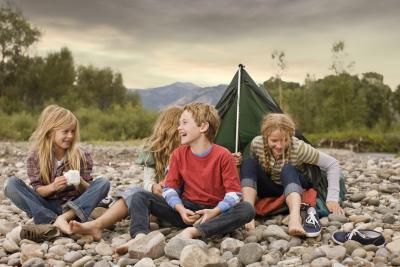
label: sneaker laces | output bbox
[305,211,320,227]
[347,229,366,240]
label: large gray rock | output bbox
[386,239,400,255]
[64,251,83,263]
[220,238,244,254]
[180,244,227,267]
[164,237,207,259]
[319,245,346,261]
[128,231,165,259]
[20,243,44,264]
[134,257,156,267]
[95,242,113,256]
[238,243,263,265]
[263,225,290,241]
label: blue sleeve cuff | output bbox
[163,187,182,209]
[216,192,242,213]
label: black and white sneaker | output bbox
[303,204,321,237]
[332,229,385,247]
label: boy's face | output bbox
[178,110,204,145]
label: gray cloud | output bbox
[6,0,400,88]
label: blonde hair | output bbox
[29,105,85,185]
[183,102,220,142]
[144,106,183,181]
[260,113,295,173]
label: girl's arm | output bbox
[36,175,68,197]
[317,151,340,202]
[143,167,157,192]
[317,151,344,214]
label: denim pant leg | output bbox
[197,201,255,237]
[65,177,110,222]
[3,176,62,224]
[128,191,187,238]
[115,186,145,214]
[240,158,284,198]
[281,164,311,197]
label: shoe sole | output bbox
[331,234,386,248]
[305,230,321,238]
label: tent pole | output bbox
[235,64,243,153]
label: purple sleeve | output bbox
[80,151,93,181]
[26,152,43,190]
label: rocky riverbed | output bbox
[0,142,400,267]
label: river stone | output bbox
[311,257,331,267]
[386,239,400,254]
[382,213,396,224]
[128,231,165,259]
[343,240,362,254]
[71,255,93,267]
[351,248,367,258]
[268,239,289,253]
[95,242,113,256]
[20,243,44,264]
[226,257,240,267]
[21,257,45,267]
[48,245,68,257]
[134,257,155,267]
[220,238,244,254]
[319,245,346,261]
[180,245,226,267]
[64,251,83,263]
[238,243,263,265]
[164,237,207,259]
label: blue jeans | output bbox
[4,176,110,224]
[240,159,311,198]
[127,191,255,238]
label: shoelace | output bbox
[305,211,320,227]
[347,229,366,240]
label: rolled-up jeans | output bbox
[4,176,110,224]
[240,158,311,198]
[127,191,255,238]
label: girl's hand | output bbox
[326,201,344,215]
[52,176,68,192]
[152,183,163,196]
[232,152,243,166]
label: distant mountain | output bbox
[131,82,227,110]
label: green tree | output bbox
[329,41,354,75]
[271,49,287,108]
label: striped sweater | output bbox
[249,136,319,184]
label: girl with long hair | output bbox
[4,105,110,235]
[241,113,343,237]
[69,106,184,244]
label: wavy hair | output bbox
[29,105,85,185]
[144,106,183,181]
[260,113,295,173]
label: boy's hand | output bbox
[195,207,221,224]
[232,152,243,166]
[152,183,163,196]
[175,204,197,225]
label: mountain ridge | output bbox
[130,82,227,110]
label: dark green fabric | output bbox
[215,67,282,156]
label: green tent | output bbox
[214,64,345,216]
[215,64,284,154]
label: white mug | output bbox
[64,170,81,186]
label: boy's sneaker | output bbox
[303,204,321,237]
[332,229,385,247]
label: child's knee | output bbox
[95,177,111,190]
[4,176,21,195]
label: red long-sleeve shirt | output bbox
[165,144,242,206]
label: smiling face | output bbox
[52,123,76,156]
[267,129,289,159]
[178,110,205,145]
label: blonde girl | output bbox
[241,113,343,237]
[4,105,110,235]
[69,106,184,244]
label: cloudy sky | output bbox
[7,0,400,89]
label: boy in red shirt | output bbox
[118,103,254,251]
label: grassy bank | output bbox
[307,130,400,153]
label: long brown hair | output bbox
[260,113,295,173]
[144,106,183,181]
[29,105,85,185]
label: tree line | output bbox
[0,4,156,141]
